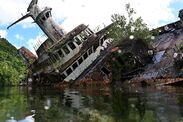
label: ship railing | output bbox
[33,34,48,51]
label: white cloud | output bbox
[39,0,178,30]
[174,0,183,3]
[15,34,24,40]
[22,17,37,29]
[0,0,29,26]
[124,0,176,28]
[0,0,180,31]
[0,30,7,38]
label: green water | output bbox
[1,86,183,122]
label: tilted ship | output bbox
[8,0,112,85]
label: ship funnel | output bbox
[27,0,38,12]
[7,13,31,29]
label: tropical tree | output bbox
[108,3,154,45]
[0,38,27,86]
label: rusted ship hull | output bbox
[121,10,183,87]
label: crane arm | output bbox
[7,13,31,29]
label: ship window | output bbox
[79,35,84,40]
[80,32,87,40]
[75,37,82,45]
[58,50,64,57]
[88,48,92,55]
[83,52,88,59]
[42,16,46,21]
[85,28,93,36]
[72,62,78,70]
[85,30,90,36]
[46,12,50,18]
[63,46,70,54]
[77,35,83,42]
[85,28,93,35]
[66,68,72,75]
[78,57,83,64]
[68,42,76,50]
[61,74,66,80]
[88,28,93,34]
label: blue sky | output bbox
[6,25,42,48]
[0,0,183,55]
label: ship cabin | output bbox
[32,24,111,82]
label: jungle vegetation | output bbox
[0,37,27,86]
[107,4,155,82]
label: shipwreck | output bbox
[123,9,183,86]
[8,0,112,85]
[8,0,183,87]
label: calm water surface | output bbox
[1,86,183,122]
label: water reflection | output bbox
[0,86,183,122]
[6,114,35,122]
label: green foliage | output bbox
[108,3,153,45]
[0,38,27,86]
[0,38,17,53]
